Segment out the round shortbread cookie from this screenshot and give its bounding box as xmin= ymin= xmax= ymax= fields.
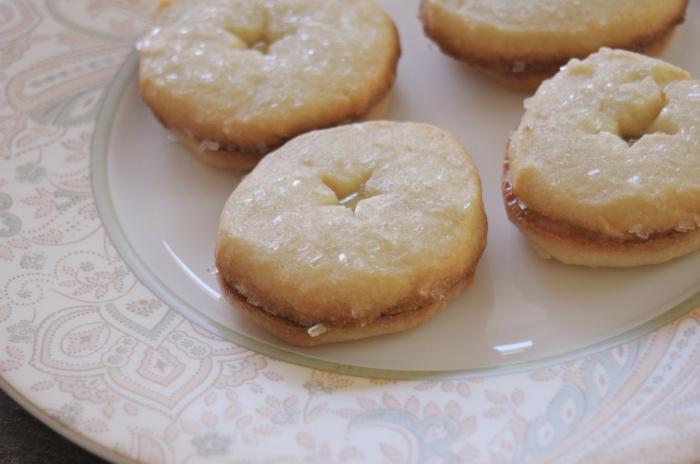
xmin=420 ymin=0 xmax=688 ymax=92
xmin=216 ymin=121 xmax=487 ymax=345
xmin=138 ymin=0 xmax=400 ymax=170
xmin=504 ymin=48 xmax=700 ymax=266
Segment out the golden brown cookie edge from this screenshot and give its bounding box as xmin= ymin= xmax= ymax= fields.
xmin=502 ymin=154 xmax=700 ymax=267
xmin=218 ymin=273 xmax=472 ymax=347
xmin=419 ymin=0 xmax=686 ymax=92
xmin=169 ymin=91 xmax=394 ymax=172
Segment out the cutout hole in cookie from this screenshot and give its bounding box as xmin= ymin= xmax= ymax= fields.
xmin=620 ymin=121 xmax=678 ymax=146
xmin=224 ymin=25 xmax=279 ymax=55
xmin=249 ymin=39 xmax=271 ymax=54
xmin=321 ymin=171 xmax=375 ymax=213
xmin=337 ymin=188 xmax=373 ymax=212
xmin=616 ymin=90 xmax=679 ymax=145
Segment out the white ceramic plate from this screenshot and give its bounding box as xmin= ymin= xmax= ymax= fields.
xmin=92 ymin=1 xmax=700 ymax=374
xmin=2 ymin=1 xmax=700 ymax=462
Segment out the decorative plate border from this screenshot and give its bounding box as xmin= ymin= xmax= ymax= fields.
xmin=2 ymin=1 xmax=700 ymax=462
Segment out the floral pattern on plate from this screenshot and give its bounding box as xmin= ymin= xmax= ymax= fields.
xmin=1 ymin=1 xmax=700 ymax=463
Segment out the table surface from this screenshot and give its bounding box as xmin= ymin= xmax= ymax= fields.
xmin=0 ymin=390 xmax=105 ymax=464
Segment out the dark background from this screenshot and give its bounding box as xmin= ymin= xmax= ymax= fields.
xmin=0 ymin=389 xmax=107 ymax=464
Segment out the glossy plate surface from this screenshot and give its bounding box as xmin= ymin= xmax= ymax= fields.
xmin=94 ymin=2 xmax=700 ymax=373
xmin=2 ymin=1 xmax=700 ymax=462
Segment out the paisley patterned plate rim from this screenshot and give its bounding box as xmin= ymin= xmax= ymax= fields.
xmin=0 ymin=376 xmax=131 ymax=464
xmin=1 ymin=1 xmax=700 ymax=462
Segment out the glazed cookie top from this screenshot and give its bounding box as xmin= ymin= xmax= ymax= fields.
xmin=216 ymin=122 xmax=486 ymax=326
xmin=138 ymin=0 xmax=399 ymax=150
xmin=422 ymin=0 xmax=687 ymax=60
xmin=508 ymin=48 xmax=700 ymax=239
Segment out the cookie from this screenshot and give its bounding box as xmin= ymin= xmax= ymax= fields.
xmin=420 ymin=0 xmax=688 ymax=92
xmin=504 ymin=48 xmax=700 ymax=267
xmin=216 ymin=121 xmax=487 ymax=345
xmin=138 ymin=0 xmax=400 ymax=170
